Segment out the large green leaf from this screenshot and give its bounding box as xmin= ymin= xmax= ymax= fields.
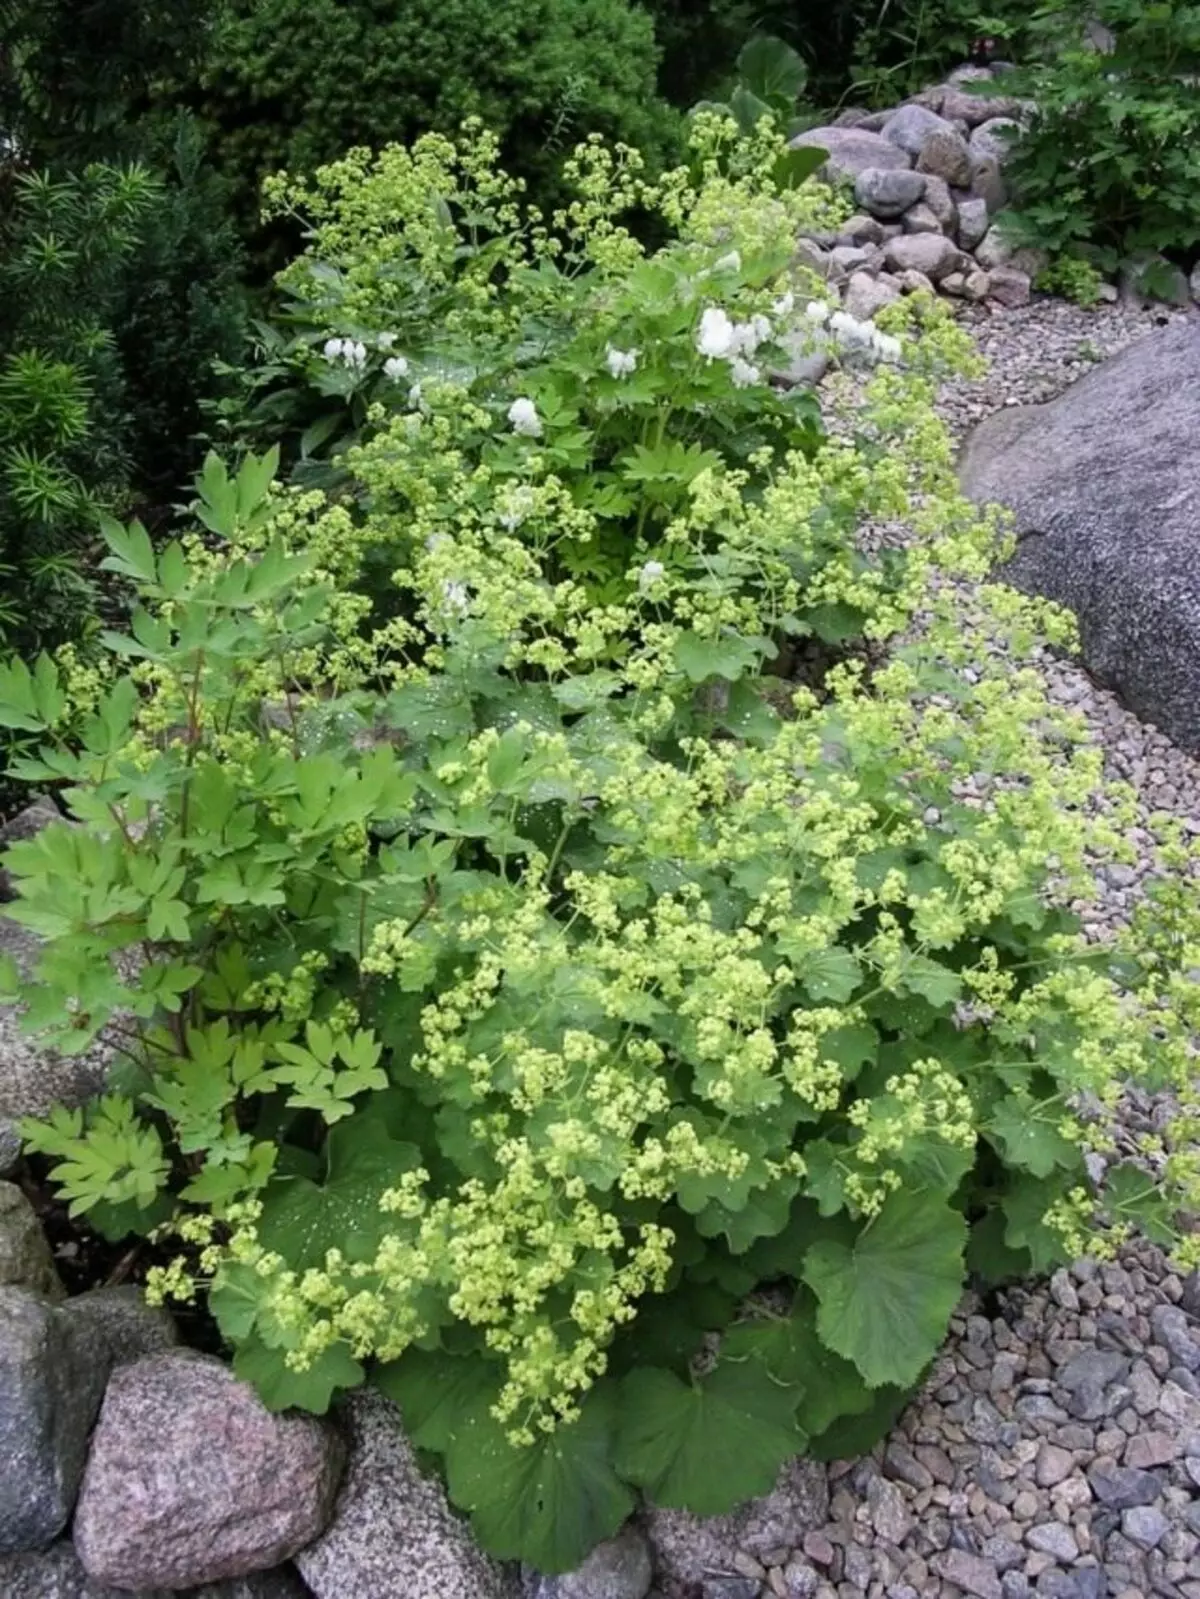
xmin=233 ymin=1333 xmax=364 ymax=1414
xmin=614 ymin=1360 xmax=804 ymax=1515
xmin=808 ymin=1379 xmax=912 ymax=1460
xmin=721 ymin=1288 xmax=874 ymax=1439
xmin=737 ymin=33 xmax=809 ymax=106
xmin=987 ymin=1094 xmax=1078 ymax=1178
xmin=442 ymin=1381 xmax=633 ymax=1573
xmin=256 ymin=1093 xmax=422 ymax=1269
xmin=374 ymin=1348 xmax=499 ymax=1452
xmin=802 ymin=1191 xmax=966 ymax=1389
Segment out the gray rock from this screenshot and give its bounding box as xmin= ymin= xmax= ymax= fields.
xmin=1026 ymin=1522 xmax=1078 ymax=1561
xmin=0 ymin=1543 xmax=310 ymax=1597
xmin=700 ymin=1582 xmax=758 ymax=1599
xmin=882 ymin=104 xmax=956 ymax=159
xmin=1120 ymin=253 xmax=1191 ymax=307
xmin=0 ymin=1286 xmax=110 ymax=1553
xmin=1087 ymin=1461 xmax=1162 ymax=1510
xmin=839 ymin=212 xmax=886 ymax=245
xmin=829 ymin=244 xmax=873 ymax=276
xmin=969 ymin=153 xmax=1008 ymax=214
xmin=525 ymin=1527 xmax=652 ymax=1599
xmin=919 ymin=173 xmax=957 ymax=231
xmin=987 ymin=266 xmax=1032 ymax=308
xmin=641 ymin=1458 xmax=828 ymax=1589
xmin=897 ymin=267 xmax=936 ymax=295
xmin=0 ymin=800 xmax=62 ymax=901
xmin=970 ymin=118 xmax=1021 ymax=166
xmin=975 ymin=226 xmax=1016 ymax=270
xmin=867 ymin=1476 xmax=913 ymax=1544
xmin=1191 ymin=262 xmax=1200 ymax=305
xmin=941 ymin=88 xmax=1027 ymax=127
xmin=929 ymin=1547 xmax=1002 ymax=1599
xmin=853 ymin=166 xmax=926 ymax=219
xmin=1150 ymin=1304 xmax=1200 ymax=1371
xmin=843 ymin=271 xmax=900 ymax=321
xmin=957 ymin=196 xmax=990 ymax=251
xmin=790 ymin=127 xmax=912 ymax=184
xmin=958 ymin=320 xmax=1200 ymax=755
xmin=296 ymin=1388 xmax=515 ymax=1599
xmin=1120 ymin=1504 xmax=1169 ymax=1550
xmin=74 ymin=1351 xmax=343 ymax=1590
xmin=0 ymin=921 xmax=119 ymax=1170
xmin=902 ymin=202 xmax=943 ymax=235
xmin=883 ymin=232 xmax=963 ymax=282
xmin=917 ymin=129 xmax=973 ymax=187
xmin=63 ymin=1287 xmax=177 ymax=1368
xmin=0 ymin=1181 xmax=62 ymax=1299
xmin=0 ymin=1540 xmax=166 ymax=1597
xmin=1034 ymin=1442 xmax=1075 ymax=1489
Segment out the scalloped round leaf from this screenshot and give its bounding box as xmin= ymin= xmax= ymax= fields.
xmin=374 ymin=1348 xmax=499 ymax=1453
xmin=802 ymin=1191 xmax=966 ymax=1390
xmin=720 ymin=1287 xmax=874 ymax=1439
xmin=233 ymin=1333 xmax=364 ymax=1415
xmin=442 ymin=1380 xmax=633 ymax=1574
xmin=614 ymin=1360 xmax=805 ymax=1516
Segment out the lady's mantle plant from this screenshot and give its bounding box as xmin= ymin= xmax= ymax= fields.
xmin=0 ymin=125 xmax=1196 ymax=1574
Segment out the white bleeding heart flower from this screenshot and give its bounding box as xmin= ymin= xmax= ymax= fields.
xmin=508 ymin=397 xmax=543 ymax=437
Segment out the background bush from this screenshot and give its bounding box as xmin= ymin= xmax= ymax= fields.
xmin=1000 ymin=0 xmax=1200 ymax=277
xmin=187 ymin=0 xmax=681 ymax=257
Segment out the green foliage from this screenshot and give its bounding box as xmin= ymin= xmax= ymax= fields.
xmin=848 ymin=0 xmax=1036 ymax=103
xmin=1000 ymin=0 xmax=1200 ymax=271
xmin=692 ymin=35 xmax=814 ymax=139
xmin=1035 ymin=255 xmax=1105 ymax=307
xmin=0 ymin=128 xmax=1195 ymax=1573
xmin=0 ymin=162 xmax=159 ymax=651
xmin=186 ymin=0 xmax=681 ymax=252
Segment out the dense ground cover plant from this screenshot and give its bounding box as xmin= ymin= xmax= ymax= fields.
xmin=0 ymin=126 xmax=1196 ymax=1572
xmin=999 ymin=0 xmax=1200 ymax=277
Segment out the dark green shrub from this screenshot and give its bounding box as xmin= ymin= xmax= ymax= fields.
xmin=1000 ymin=0 xmax=1200 ymax=273
xmin=0 ymin=162 xmax=159 ymax=651
xmin=188 ymin=0 xmax=681 ymax=250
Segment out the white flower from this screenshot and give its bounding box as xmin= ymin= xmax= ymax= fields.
xmin=322 ymin=337 xmax=345 ymax=362
xmin=339 ymin=340 xmax=367 ymax=370
xmin=498 ymin=486 xmax=537 ymax=531
xmin=377 ymin=332 xmax=398 ymax=350
xmin=605 ymin=344 xmax=639 ymax=379
xmin=729 ymin=357 xmax=761 ymax=389
xmin=804 ymin=300 xmax=831 ymax=324
xmin=772 ymin=291 xmax=795 ymax=317
xmin=731 ymin=313 xmax=772 ymax=357
xmin=830 ymin=310 xmax=873 ymax=350
xmin=697 ymin=307 xmax=737 ymax=360
xmin=872 ymin=330 xmax=903 ymax=364
xmin=409 ymin=382 xmax=425 ymax=410
xmin=441 ymin=580 xmax=470 ymax=615
xmin=508 ymin=397 xmax=543 ymax=437
xmin=714 ymin=250 xmax=742 ymax=274
xmin=638 ymin=559 xmax=665 ymax=592
xmin=383 ymin=355 xmax=410 ymax=380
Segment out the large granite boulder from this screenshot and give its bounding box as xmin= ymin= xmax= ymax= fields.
xmin=295 ymin=1388 xmax=518 ymax=1599
xmin=0 ymin=1541 xmax=311 ymax=1597
xmin=0 ymin=1286 xmax=111 ymax=1552
xmin=73 ymin=1351 xmax=344 ymax=1589
xmin=0 ymin=1181 xmax=62 ymax=1299
xmin=959 ymin=320 xmax=1200 ymax=754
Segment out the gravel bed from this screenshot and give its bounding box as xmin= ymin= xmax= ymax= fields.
xmin=659 ymin=298 xmax=1200 ymax=1599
